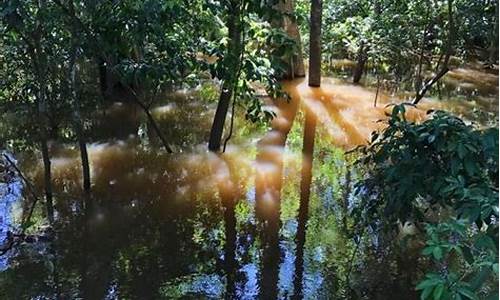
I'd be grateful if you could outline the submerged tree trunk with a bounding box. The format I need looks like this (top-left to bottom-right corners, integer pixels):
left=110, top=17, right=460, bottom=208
left=353, top=42, right=367, bottom=84
left=309, top=0, right=323, bottom=87
left=70, top=61, right=91, bottom=196
left=68, top=5, right=91, bottom=199
left=208, top=1, right=243, bottom=152
left=32, top=0, right=54, bottom=223
left=40, top=129, right=54, bottom=223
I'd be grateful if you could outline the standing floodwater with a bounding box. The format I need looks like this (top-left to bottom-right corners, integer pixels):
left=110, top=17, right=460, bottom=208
left=0, top=66, right=496, bottom=298
left=0, top=153, right=23, bottom=270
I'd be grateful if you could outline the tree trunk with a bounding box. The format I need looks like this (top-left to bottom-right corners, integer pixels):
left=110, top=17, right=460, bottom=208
left=353, top=42, right=367, bottom=84
left=489, top=1, right=499, bottom=64
left=32, top=0, right=54, bottom=223
left=40, top=132, right=53, bottom=223
left=279, top=0, right=306, bottom=78
left=68, top=11, right=91, bottom=199
left=98, top=58, right=107, bottom=98
left=208, top=1, right=243, bottom=152
left=413, top=0, right=454, bottom=104
left=36, top=70, right=54, bottom=222
left=133, top=95, right=173, bottom=153
left=309, top=0, right=323, bottom=87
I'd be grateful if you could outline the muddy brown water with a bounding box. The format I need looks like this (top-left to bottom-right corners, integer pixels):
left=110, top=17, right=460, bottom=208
left=0, top=69, right=497, bottom=299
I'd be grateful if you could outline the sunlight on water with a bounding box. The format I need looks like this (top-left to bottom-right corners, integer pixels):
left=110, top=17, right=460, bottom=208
left=4, top=65, right=497, bottom=298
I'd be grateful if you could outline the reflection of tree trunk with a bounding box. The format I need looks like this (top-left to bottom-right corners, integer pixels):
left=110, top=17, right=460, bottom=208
left=80, top=211, right=90, bottom=299
left=341, top=170, right=351, bottom=233
left=212, top=154, right=239, bottom=299
left=255, top=81, right=301, bottom=299
left=309, top=0, right=323, bottom=87
left=209, top=1, right=243, bottom=152
left=353, top=42, right=367, bottom=84
left=293, top=109, right=317, bottom=299
left=222, top=189, right=237, bottom=299
left=260, top=218, right=280, bottom=300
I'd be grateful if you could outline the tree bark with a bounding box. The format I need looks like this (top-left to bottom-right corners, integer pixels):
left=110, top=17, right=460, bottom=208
left=68, top=1, right=91, bottom=199
left=70, top=60, right=91, bottom=196
left=489, top=1, right=499, bottom=64
left=279, top=0, right=306, bottom=78
left=309, top=0, right=323, bottom=87
left=353, top=41, right=367, bottom=84
left=33, top=0, right=54, bottom=223
left=208, top=1, right=243, bottom=152
left=39, top=84, right=54, bottom=223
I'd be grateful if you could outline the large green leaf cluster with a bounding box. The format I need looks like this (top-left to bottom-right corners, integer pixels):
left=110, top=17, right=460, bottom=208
left=355, top=106, right=498, bottom=299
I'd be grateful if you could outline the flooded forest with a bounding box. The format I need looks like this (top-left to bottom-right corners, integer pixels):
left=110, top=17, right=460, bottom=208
left=0, top=0, right=498, bottom=299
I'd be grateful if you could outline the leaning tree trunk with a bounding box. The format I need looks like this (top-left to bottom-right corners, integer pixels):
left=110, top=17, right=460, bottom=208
left=208, top=1, right=243, bottom=152
left=309, top=0, right=323, bottom=87
left=413, top=0, right=454, bottom=105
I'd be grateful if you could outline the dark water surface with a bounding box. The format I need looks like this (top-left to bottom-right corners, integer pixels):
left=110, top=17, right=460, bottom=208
left=0, top=67, right=497, bottom=299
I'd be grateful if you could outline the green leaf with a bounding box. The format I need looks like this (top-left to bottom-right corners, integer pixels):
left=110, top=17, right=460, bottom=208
left=422, top=247, right=434, bottom=256
left=464, top=159, right=476, bottom=176
left=417, top=280, right=436, bottom=290
left=458, top=287, right=479, bottom=300
left=421, top=286, right=434, bottom=300
left=433, top=247, right=443, bottom=260
left=433, top=284, right=444, bottom=299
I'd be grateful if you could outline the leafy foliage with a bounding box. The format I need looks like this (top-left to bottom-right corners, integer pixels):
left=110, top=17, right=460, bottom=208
left=355, top=106, right=498, bottom=299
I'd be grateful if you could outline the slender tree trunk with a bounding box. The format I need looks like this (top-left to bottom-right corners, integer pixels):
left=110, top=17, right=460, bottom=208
left=353, top=42, right=367, bottom=84
left=309, top=0, right=323, bottom=87
left=32, top=0, right=54, bottom=223
left=208, top=1, right=243, bottom=152
left=68, top=8, right=91, bottom=199
left=40, top=131, right=53, bottom=223
left=413, top=0, right=454, bottom=104
left=415, top=8, right=431, bottom=92
left=137, top=98, right=173, bottom=153
left=98, top=58, right=108, bottom=98
left=489, top=1, right=499, bottom=64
